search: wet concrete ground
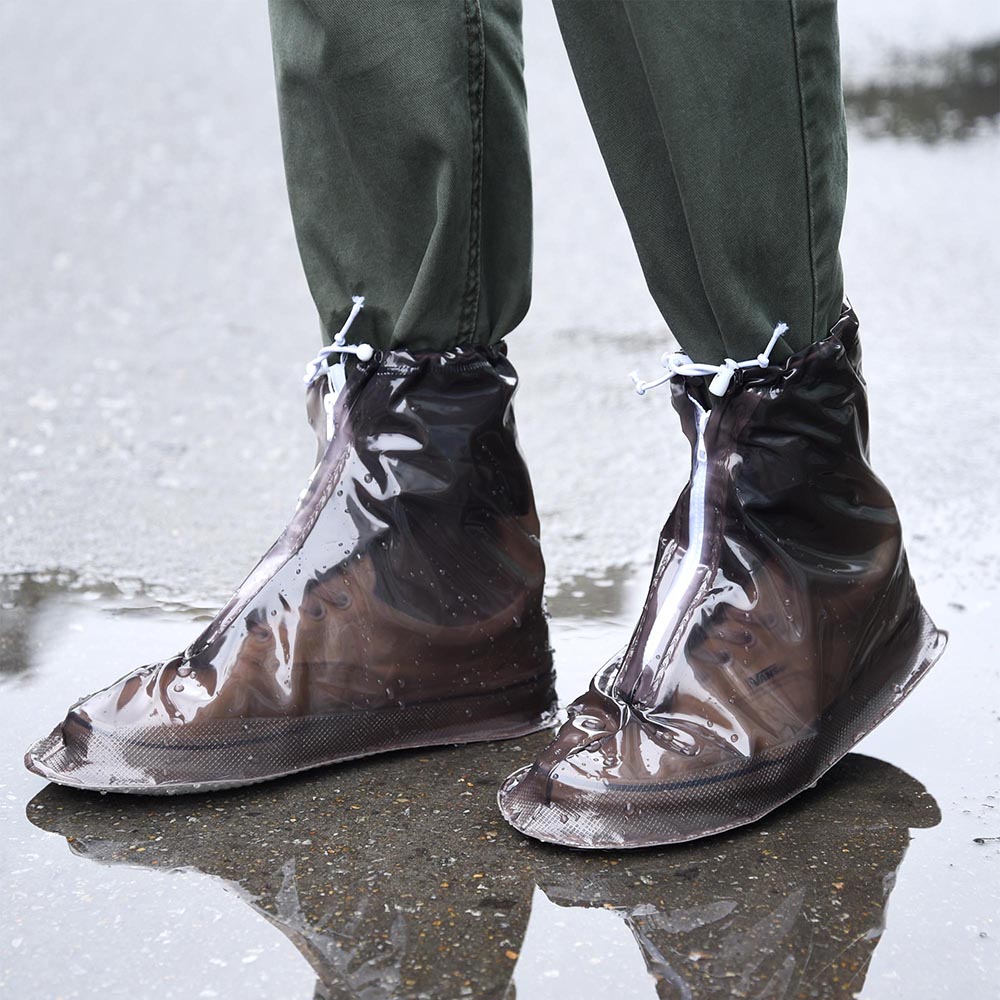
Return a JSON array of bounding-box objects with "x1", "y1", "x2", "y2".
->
[{"x1": 2, "y1": 1, "x2": 999, "y2": 998}]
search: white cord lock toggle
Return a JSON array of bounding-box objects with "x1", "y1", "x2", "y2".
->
[{"x1": 707, "y1": 361, "x2": 737, "y2": 397}]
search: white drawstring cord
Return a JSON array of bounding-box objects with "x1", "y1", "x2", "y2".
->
[
  {"x1": 629, "y1": 322, "x2": 789, "y2": 398},
  {"x1": 301, "y1": 296, "x2": 375, "y2": 442},
  {"x1": 302, "y1": 296, "x2": 375, "y2": 386}
]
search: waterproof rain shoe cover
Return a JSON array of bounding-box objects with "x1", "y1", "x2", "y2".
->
[
  {"x1": 499, "y1": 308, "x2": 947, "y2": 848},
  {"x1": 26, "y1": 346, "x2": 557, "y2": 793}
]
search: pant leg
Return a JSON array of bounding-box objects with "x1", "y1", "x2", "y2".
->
[
  {"x1": 554, "y1": 0, "x2": 847, "y2": 360},
  {"x1": 268, "y1": 0, "x2": 531, "y2": 351}
]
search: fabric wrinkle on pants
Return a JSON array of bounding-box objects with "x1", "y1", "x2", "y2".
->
[{"x1": 269, "y1": 0, "x2": 532, "y2": 351}]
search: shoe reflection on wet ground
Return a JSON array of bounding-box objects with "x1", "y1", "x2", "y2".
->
[{"x1": 26, "y1": 743, "x2": 937, "y2": 1000}]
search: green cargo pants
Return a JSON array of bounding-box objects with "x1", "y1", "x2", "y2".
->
[{"x1": 268, "y1": 0, "x2": 847, "y2": 362}]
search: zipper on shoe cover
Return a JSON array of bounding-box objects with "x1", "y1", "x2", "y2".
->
[
  {"x1": 620, "y1": 399, "x2": 714, "y2": 708},
  {"x1": 618, "y1": 324, "x2": 791, "y2": 710}
]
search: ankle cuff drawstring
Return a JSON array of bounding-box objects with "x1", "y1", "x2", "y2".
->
[
  {"x1": 303, "y1": 296, "x2": 374, "y2": 386},
  {"x1": 302, "y1": 296, "x2": 374, "y2": 442},
  {"x1": 630, "y1": 323, "x2": 789, "y2": 398}
]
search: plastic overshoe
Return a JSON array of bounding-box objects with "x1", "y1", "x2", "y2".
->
[
  {"x1": 26, "y1": 340, "x2": 557, "y2": 793},
  {"x1": 499, "y1": 306, "x2": 946, "y2": 848}
]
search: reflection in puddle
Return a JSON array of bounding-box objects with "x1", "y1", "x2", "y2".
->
[
  {"x1": 544, "y1": 564, "x2": 636, "y2": 620},
  {"x1": 844, "y1": 40, "x2": 1000, "y2": 141},
  {"x1": 28, "y1": 746, "x2": 939, "y2": 999},
  {"x1": 0, "y1": 570, "x2": 214, "y2": 678}
]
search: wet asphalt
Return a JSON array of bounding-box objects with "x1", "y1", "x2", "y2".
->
[{"x1": 1, "y1": 2, "x2": 999, "y2": 998}]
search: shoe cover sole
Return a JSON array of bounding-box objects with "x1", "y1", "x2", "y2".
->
[
  {"x1": 25, "y1": 678, "x2": 559, "y2": 795},
  {"x1": 498, "y1": 611, "x2": 947, "y2": 849}
]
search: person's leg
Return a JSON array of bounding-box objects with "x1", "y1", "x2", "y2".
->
[
  {"x1": 553, "y1": 0, "x2": 847, "y2": 360},
  {"x1": 499, "y1": 2, "x2": 946, "y2": 850},
  {"x1": 269, "y1": 0, "x2": 532, "y2": 350},
  {"x1": 26, "y1": 1, "x2": 558, "y2": 795}
]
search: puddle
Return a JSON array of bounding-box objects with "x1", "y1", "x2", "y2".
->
[
  {"x1": 1, "y1": 573, "x2": 996, "y2": 999},
  {"x1": 843, "y1": 39, "x2": 1000, "y2": 141}
]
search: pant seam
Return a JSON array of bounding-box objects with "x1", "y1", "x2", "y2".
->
[
  {"x1": 459, "y1": 0, "x2": 485, "y2": 342},
  {"x1": 788, "y1": 0, "x2": 819, "y2": 342},
  {"x1": 618, "y1": 4, "x2": 728, "y2": 358}
]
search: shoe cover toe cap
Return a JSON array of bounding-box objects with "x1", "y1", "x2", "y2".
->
[
  {"x1": 497, "y1": 715, "x2": 752, "y2": 849},
  {"x1": 24, "y1": 710, "x2": 100, "y2": 787}
]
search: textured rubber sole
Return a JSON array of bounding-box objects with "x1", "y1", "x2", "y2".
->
[
  {"x1": 25, "y1": 677, "x2": 559, "y2": 795},
  {"x1": 498, "y1": 613, "x2": 947, "y2": 849}
]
